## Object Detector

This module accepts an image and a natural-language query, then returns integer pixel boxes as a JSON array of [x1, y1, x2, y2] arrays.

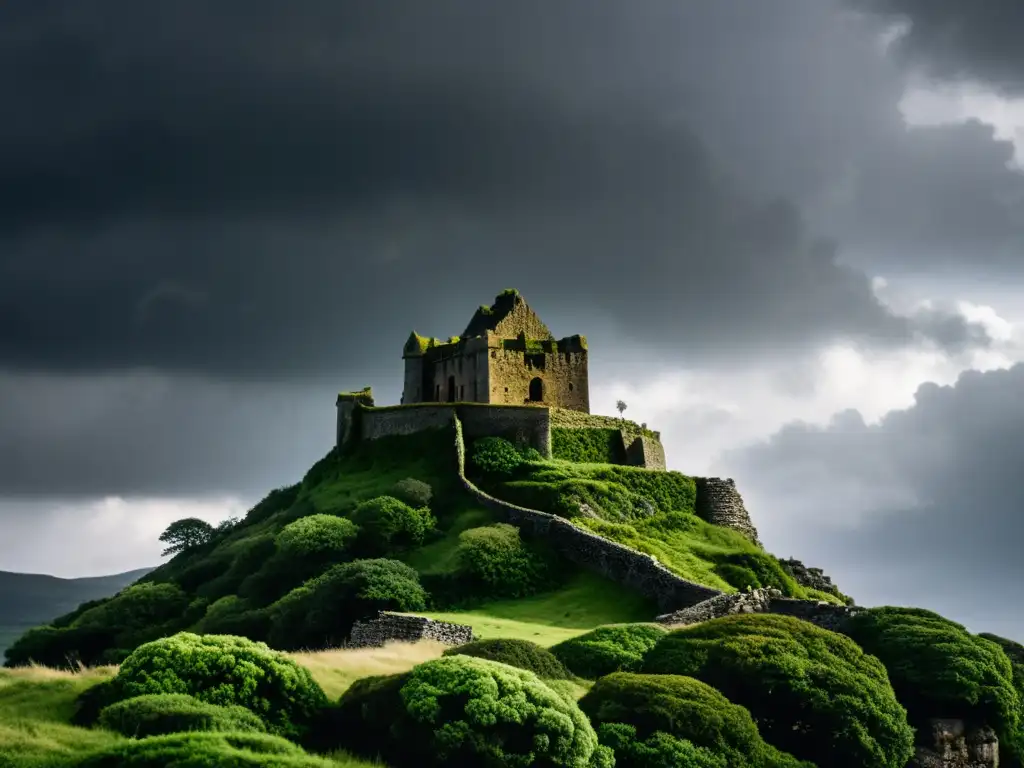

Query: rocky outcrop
[[779, 557, 850, 603], [911, 719, 999, 768], [655, 588, 781, 625], [348, 612, 474, 648]]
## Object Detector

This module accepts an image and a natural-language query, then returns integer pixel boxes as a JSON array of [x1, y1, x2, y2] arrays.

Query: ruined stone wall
[[655, 588, 864, 634], [348, 611, 474, 648], [694, 477, 761, 545], [458, 403, 551, 457], [491, 299, 554, 339], [487, 339, 589, 412], [625, 436, 667, 471], [359, 404, 455, 440], [453, 414, 720, 613], [346, 403, 551, 456]]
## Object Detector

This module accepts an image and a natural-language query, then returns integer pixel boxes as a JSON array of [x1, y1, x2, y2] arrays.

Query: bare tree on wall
[[616, 400, 627, 418]]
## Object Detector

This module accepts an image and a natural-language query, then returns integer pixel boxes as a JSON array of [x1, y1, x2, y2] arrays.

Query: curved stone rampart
[[452, 415, 721, 613]]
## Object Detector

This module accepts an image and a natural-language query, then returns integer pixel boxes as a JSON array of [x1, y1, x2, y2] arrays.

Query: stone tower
[[401, 289, 590, 412]]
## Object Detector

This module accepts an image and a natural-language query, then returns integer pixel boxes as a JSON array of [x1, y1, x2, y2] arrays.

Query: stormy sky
[[3, 1, 1023, 638]]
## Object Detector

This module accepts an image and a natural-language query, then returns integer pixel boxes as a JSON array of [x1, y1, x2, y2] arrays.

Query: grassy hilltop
[[1, 424, 1023, 767]]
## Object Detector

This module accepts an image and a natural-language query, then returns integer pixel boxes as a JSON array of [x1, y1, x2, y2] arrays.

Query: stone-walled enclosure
[[336, 395, 673, 471], [348, 612, 474, 648]]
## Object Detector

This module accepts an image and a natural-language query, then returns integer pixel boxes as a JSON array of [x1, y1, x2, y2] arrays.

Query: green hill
[[0, 567, 152, 657], [2, 424, 1022, 767]]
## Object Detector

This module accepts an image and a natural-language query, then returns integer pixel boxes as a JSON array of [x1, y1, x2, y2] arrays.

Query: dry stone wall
[[655, 589, 865, 634], [453, 415, 721, 613], [779, 557, 849, 602], [348, 611, 474, 648], [694, 477, 761, 545]]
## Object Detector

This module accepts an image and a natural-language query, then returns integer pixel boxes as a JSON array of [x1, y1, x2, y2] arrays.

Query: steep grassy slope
[[0, 568, 153, 658], [4, 428, 656, 669]]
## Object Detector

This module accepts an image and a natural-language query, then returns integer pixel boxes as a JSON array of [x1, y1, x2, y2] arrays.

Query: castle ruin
[[401, 289, 590, 412]]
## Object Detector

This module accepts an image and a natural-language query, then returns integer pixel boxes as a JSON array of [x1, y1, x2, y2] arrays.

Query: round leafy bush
[[111, 632, 328, 740], [580, 673, 811, 768], [845, 608, 1019, 728], [641, 613, 915, 768], [454, 523, 550, 598], [550, 624, 667, 679], [443, 638, 572, 680], [391, 477, 434, 507], [597, 724, 725, 768], [979, 632, 1024, 766], [70, 731, 337, 767], [350, 495, 435, 551], [332, 655, 612, 767], [97, 693, 266, 737], [275, 514, 358, 558], [266, 558, 428, 651], [845, 608, 1021, 751], [471, 437, 524, 477]]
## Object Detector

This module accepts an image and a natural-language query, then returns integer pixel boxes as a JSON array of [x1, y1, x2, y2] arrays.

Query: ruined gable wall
[[491, 299, 554, 339]]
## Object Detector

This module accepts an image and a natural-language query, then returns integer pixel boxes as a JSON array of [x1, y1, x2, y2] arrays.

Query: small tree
[[159, 518, 215, 557], [616, 400, 628, 418]]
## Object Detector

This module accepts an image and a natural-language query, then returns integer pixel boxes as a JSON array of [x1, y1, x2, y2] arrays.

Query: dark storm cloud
[[719, 365, 1024, 636], [848, 0, 1024, 94], [0, 0, 990, 382], [0, 371, 338, 498]]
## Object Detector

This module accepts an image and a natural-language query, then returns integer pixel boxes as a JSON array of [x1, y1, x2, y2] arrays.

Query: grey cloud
[[848, 0, 1024, 95], [718, 365, 1024, 636], [0, 371, 341, 498], [0, 0, 989, 382]]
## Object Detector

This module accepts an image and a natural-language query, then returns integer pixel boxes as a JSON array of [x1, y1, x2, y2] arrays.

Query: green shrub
[[454, 523, 550, 598], [391, 477, 434, 507], [241, 484, 302, 527], [979, 632, 1024, 766], [642, 613, 915, 768], [350, 495, 435, 552], [845, 608, 1021, 748], [551, 427, 626, 464], [97, 693, 266, 737], [580, 673, 811, 768], [266, 559, 428, 651], [276, 514, 358, 557], [470, 436, 524, 477], [443, 638, 572, 680], [195, 535, 278, 600], [69, 731, 337, 767], [712, 552, 799, 596], [4, 624, 116, 670], [550, 624, 667, 679], [111, 632, 328, 740], [332, 656, 612, 767], [596, 723, 725, 768]]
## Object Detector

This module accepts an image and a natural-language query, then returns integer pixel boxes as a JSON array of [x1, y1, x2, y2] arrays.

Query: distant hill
[[0, 567, 153, 656]]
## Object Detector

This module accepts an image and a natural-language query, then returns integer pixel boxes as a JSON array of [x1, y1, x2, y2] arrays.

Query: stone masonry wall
[[655, 588, 865, 634], [348, 611, 474, 648], [694, 477, 761, 545], [453, 414, 721, 613], [343, 403, 551, 456], [625, 435, 667, 471]]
